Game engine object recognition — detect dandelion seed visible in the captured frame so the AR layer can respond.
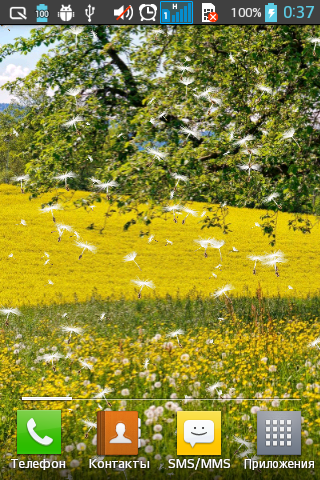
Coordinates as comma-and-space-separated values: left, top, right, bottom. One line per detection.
53, 171, 78, 191
233, 134, 255, 147
96, 180, 118, 199
38, 352, 63, 370
281, 127, 300, 148
206, 382, 224, 396
62, 115, 84, 129
308, 337, 320, 350
11, 174, 30, 193
89, 177, 102, 186
212, 284, 234, 299
145, 147, 168, 167
263, 192, 281, 209
215, 264, 222, 270
171, 173, 189, 191
131, 278, 155, 299
209, 238, 225, 262
69, 26, 84, 45
148, 234, 158, 243
94, 387, 114, 400
90, 30, 98, 41
237, 162, 262, 179
179, 76, 194, 96
194, 237, 214, 258
307, 37, 320, 55
231, 247, 239, 252
229, 53, 235, 63
260, 251, 287, 277
0, 307, 21, 327
39, 203, 62, 222
180, 206, 198, 224
82, 419, 97, 438
66, 87, 82, 108
288, 285, 293, 290
61, 325, 83, 343
74, 240, 97, 260
78, 359, 93, 372
47, 279, 54, 285
144, 359, 150, 370
165, 239, 173, 246
247, 254, 264, 275
163, 204, 182, 223
209, 272, 217, 278
8, 253, 14, 259
179, 126, 201, 140
54, 223, 73, 242
16, 219, 27, 226
123, 251, 141, 270
167, 329, 184, 346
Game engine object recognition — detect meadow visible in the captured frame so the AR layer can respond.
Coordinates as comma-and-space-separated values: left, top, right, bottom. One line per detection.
0, 184, 319, 307
1, 184, 320, 479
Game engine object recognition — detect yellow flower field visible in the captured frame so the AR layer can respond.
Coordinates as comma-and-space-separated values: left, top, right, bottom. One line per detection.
0, 184, 319, 307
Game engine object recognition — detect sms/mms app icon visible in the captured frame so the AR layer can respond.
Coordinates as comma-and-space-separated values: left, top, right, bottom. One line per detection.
177, 411, 221, 455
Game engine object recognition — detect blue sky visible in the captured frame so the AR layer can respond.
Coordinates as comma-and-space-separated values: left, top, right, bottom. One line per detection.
0, 26, 49, 102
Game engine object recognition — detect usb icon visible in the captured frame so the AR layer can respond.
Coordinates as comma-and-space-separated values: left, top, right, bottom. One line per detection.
265, 3, 277, 22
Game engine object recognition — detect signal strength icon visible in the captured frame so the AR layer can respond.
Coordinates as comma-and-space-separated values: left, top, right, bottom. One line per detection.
114, 5, 133, 20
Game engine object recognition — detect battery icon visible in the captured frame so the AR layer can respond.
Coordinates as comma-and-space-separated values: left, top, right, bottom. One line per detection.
265, 3, 277, 22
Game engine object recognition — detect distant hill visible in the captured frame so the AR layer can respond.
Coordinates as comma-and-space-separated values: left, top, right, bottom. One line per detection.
0, 103, 10, 111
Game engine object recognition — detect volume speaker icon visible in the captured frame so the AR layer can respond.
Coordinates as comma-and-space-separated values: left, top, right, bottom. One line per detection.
114, 5, 133, 20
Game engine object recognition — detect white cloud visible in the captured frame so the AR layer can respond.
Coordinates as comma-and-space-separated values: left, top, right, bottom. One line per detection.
0, 63, 30, 86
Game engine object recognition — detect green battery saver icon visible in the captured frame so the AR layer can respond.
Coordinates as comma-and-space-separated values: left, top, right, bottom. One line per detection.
265, 3, 277, 22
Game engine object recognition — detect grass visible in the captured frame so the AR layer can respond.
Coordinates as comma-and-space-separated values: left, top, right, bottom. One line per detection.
1, 293, 320, 479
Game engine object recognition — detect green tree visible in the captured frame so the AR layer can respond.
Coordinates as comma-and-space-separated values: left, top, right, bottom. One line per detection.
1, 25, 319, 242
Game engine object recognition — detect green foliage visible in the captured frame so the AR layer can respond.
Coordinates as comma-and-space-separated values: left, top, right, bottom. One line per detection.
0, 25, 320, 244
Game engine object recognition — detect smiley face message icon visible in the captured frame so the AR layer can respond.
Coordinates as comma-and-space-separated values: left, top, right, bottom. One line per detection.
184, 419, 214, 447
177, 411, 221, 455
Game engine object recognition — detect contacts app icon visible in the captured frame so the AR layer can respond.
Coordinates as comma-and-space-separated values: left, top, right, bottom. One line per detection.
177, 411, 221, 455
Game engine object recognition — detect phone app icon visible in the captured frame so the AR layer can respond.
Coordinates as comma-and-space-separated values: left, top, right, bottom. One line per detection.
17, 410, 61, 454
177, 411, 221, 455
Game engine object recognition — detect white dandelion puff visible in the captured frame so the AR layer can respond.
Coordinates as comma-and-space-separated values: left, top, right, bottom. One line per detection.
163, 204, 182, 222
61, 325, 83, 343
167, 329, 184, 346
78, 359, 93, 371
53, 171, 78, 190
82, 419, 97, 437
74, 240, 97, 260
179, 76, 194, 96
206, 382, 224, 395
281, 127, 300, 148
308, 337, 320, 350
146, 147, 168, 166
179, 126, 201, 140
194, 237, 214, 258
257, 84, 273, 95
131, 278, 155, 299
307, 37, 320, 54
69, 26, 84, 45
62, 115, 84, 129
95, 180, 118, 198
209, 238, 225, 262
38, 352, 63, 370
263, 192, 281, 208
247, 254, 264, 275
229, 53, 235, 63
260, 251, 287, 277
39, 204, 62, 223
123, 251, 141, 270
0, 307, 21, 326
66, 87, 82, 108
11, 174, 30, 193
212, 284, 234, 299
94, 387, 114, 400
233, 134, 255, 147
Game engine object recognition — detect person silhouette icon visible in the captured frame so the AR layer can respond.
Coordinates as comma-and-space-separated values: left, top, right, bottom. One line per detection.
109, 422, 132, 444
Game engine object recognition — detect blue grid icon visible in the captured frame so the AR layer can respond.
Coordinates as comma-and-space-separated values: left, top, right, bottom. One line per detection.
160, 1, 193, 24
36, 4, 49, 22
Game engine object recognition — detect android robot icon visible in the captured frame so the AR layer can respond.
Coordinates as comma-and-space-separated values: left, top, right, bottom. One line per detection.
58, 5, 75, 22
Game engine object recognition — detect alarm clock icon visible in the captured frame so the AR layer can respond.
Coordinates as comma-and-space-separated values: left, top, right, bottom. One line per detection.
139, 4, 157, 21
